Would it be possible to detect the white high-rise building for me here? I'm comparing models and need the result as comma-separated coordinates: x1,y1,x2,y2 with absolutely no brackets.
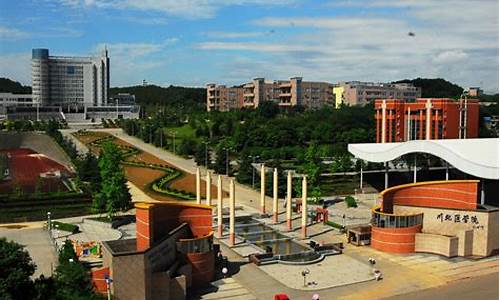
32,48,109,107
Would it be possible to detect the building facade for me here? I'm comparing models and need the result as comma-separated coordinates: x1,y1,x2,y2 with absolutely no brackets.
32,48,109,107
207,77,334,111
333,81,421,106
468,87,483,97
0,93,33,116
374,98,479,143
93,202,215,300
370,180,498,257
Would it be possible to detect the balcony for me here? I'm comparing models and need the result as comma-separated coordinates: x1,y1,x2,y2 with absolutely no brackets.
279,92,292,97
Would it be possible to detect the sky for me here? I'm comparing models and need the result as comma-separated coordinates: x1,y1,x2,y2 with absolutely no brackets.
0,0,498,92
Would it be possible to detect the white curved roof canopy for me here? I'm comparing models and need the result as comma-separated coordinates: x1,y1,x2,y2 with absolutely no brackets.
348,139,499,180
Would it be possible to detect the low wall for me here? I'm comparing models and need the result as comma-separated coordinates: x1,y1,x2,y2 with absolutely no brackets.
371,225,422,253
415,233,458,257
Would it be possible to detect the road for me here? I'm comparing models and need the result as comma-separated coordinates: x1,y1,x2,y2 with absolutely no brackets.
385,273,499,300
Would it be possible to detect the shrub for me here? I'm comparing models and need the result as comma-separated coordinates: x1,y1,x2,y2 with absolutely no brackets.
51,221,80,234
344,196,357,208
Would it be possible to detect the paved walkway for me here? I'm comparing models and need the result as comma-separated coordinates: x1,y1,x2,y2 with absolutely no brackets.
193,278,257,300
0,227,58,278
259,255,374,290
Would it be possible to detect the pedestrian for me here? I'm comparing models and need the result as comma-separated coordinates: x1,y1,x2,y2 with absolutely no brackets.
222,267,228,278
312,293,320,300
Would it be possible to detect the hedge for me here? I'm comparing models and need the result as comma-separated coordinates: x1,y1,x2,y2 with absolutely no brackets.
50,221,80,234
344,196,358,208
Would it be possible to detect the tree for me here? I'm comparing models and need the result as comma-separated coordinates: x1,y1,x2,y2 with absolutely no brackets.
54,260,99,300
194,142,207,166
94,142,131,217
236,154,253,185
178,138,197,156
214,148,228,175
77,152,100,190
0,238,36,300
302,143,323,187
58,240,78,265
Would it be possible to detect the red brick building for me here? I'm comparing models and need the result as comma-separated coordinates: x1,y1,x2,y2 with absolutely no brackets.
374,98,479,143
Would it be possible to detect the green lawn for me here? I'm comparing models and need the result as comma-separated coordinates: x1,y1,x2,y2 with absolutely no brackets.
163,124,198,142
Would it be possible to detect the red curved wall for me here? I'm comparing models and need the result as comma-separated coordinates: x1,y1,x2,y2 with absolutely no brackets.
371,225,422,253
187,252,215,287
381,181,478,212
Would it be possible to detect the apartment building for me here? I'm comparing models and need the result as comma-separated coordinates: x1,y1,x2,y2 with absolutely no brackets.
334,81,421,106
206,84,243,111
207,77,334,111
374,98,479,143
32,48,109,107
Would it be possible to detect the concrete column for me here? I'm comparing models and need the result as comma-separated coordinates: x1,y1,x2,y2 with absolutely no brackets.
260,164,266,214
229,179,235,246
406,107,411,141
384,162,389,189
413,154,417,183
196,167,201,204
388,110,393,143
381,100,387,143
434,110,439,139
217,175,223,239
286,170,292,231
273,168,278,223
360,163,363,190
206,171,211,206
301,176,308,238
480,181,485,205
425,99,432,140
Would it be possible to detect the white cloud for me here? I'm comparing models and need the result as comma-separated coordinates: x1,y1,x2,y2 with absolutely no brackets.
199,1,499,92
0,26,30,39
56,0,298,19
204,31,272,39
94,38,178,85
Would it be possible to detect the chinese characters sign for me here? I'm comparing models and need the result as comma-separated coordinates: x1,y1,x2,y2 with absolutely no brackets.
436,213,484,229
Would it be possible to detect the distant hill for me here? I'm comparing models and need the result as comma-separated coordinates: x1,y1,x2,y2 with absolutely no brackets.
393,78,463,98
0,78,31,94
110,85,206,112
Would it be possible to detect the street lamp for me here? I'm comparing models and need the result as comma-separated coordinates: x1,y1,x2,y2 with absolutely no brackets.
169,131,177,153
47,211,51,232
301,268,310,287
104,274,113,300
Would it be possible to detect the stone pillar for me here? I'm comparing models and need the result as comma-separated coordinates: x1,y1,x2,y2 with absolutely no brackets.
217,175,223,239
286,170,292,231
196,167,201,204
381,100,387,143
384,162,389,189
273,168,278,223
229,179,235,246
301,176,308,238
260,164,266,214
206,171,211,206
